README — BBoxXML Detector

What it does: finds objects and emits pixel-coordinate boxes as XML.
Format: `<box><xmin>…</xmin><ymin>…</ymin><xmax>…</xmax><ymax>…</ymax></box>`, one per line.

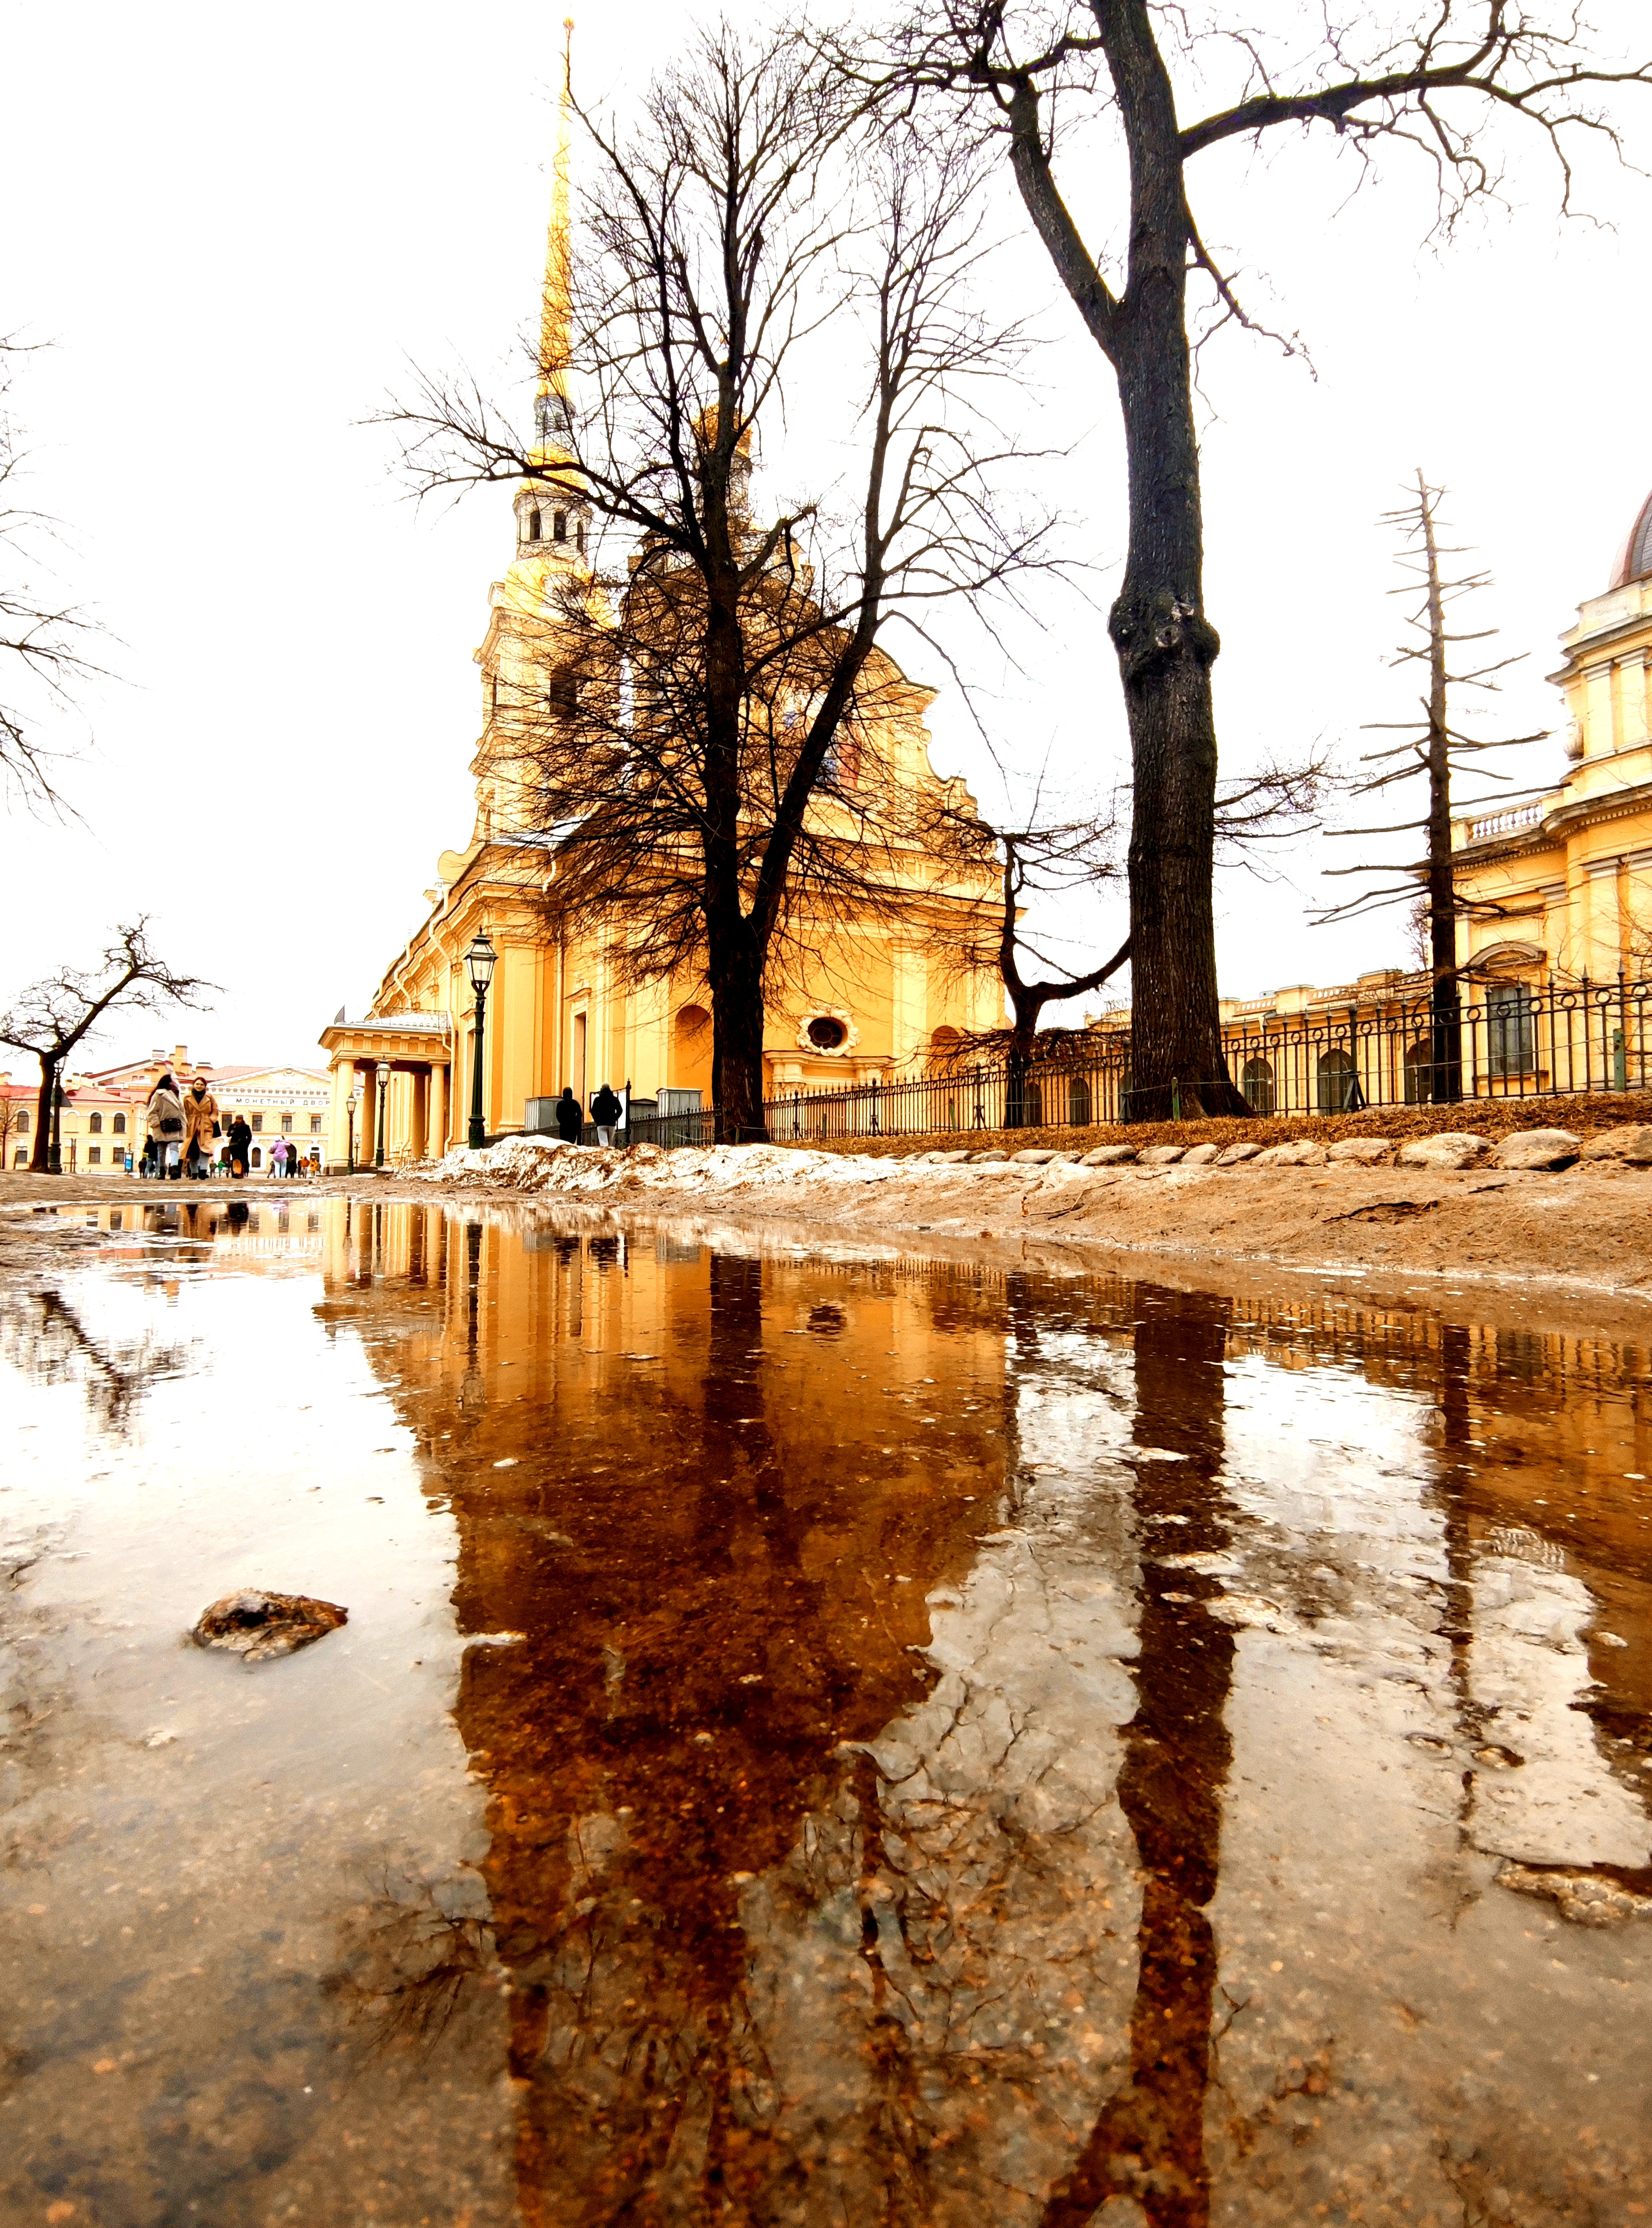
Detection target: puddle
<box><xmin>1</xmin><ymin>1197</ymin><xmax>1649</xmax><ymax>2223</ymax></box>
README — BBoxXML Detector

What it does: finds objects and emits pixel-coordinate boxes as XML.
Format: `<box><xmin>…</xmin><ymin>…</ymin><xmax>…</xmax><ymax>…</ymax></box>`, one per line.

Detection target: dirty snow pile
<box><xmin>421</xmin><ymin>1136</ymin><xmax>906</xmax><ymax>1198</ymax></box>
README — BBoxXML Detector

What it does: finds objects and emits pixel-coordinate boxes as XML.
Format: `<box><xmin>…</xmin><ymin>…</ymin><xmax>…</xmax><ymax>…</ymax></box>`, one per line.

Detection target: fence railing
<box><xmin>612</xmin><ymin>973</ymin><xmax>1652</xmax><ymax>1148</ymax></box>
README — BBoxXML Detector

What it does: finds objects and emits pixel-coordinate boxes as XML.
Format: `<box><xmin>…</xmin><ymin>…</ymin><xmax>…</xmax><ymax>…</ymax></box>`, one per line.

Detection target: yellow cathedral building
<box><xmin>1450</xmin><ymin>484</ymin><xmax>1652</xmax><ymax>983</ymax></box>
<box><xmin>320</xmin><ymin>84</ymin><xmax>1003</xmax><ymax>1169</ymax></box>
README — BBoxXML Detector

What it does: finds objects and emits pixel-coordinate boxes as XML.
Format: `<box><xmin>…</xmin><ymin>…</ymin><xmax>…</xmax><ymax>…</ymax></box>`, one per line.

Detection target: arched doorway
<box><xmin>1240</xmin><ymin>1057</ymin><xmax>1275</xmax><ymax>1115</ymax></box>
<box><xmin>1316</xmin><ymin>1048</ymin><xmax>1357</xmax><ymax>1113</ymax></box>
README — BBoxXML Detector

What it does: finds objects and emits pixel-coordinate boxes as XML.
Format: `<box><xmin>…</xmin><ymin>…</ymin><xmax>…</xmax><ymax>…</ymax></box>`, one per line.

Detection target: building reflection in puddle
<box><xmin>313</xmin><ymin>1205</ymin><xmax>1650</xmax><ymax>2225</ymax></box>
<box><xmin>7</xmin><ymin>1197</ymin><xmax>1649</xmax><ymax>2222</ymax></box>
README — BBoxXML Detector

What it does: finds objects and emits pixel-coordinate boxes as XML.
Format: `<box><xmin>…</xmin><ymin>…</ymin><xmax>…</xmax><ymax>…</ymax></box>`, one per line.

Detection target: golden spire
<box><xmin>536</xmin><ymin>18</ymin><xmax>575</xmax><ymax>429</ymax></box>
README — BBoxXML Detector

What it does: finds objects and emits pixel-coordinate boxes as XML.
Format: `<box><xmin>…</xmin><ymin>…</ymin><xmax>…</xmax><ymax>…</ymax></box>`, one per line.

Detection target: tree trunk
<box><xmin>1005</xmin><ymin>997</ymin><xmax>1039</xmax><ymax>1129</ymax></box>
<box><xmin>1420</xmin><ymin>488</ymin><xmax>1463</xmax><ymax>1104</ymax></box>
<box><xmin>707</xmin><ymin>926</ymin><xmax>769</xmax><ymax>1145</ymax></box>
<box><xmin>29</xmin><ymin>1055</ymin><xmax>55</xmax><ymax>1173</ymax></box>
<box><xmin>1113</xmin><ymin>318</ymin><xmax>1246</xmax><ymax>1122</ymax></box>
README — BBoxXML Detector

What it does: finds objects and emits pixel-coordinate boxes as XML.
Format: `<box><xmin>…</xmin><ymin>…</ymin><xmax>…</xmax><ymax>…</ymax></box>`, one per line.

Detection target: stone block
<box><xmin>970</xmin><ymin>1149</ymin><xmax>1009</xmax><ymax>1163</ymax></box>
<box><xmin>1137</xmin><ymin>1145</ymin><xmax>1185</xmax><ymax>1165</ymax></box>
<box><xmin>1082</xmin><ymin>1144</ymin><xmax>1137</xmax><ymax>1166</ymax></box>
<box><xmin>1180</xmin><ymin>1143</ymin><xmax>1221</xmax><ymax>1166</ymax></box>
<box><xmin>1252</xmin><ymin>1140</ymin><xmax>1328</xmax><ymax>1167</ymax></box>
<box><xmin>1493</xmin><ymin>1128</ymin><xmax>1580</xmax><ymax>1171</ymax></box>
<box><xmin>1395</xmin><ymin>1132</ymin><xmax>1492</xmax><ymax>1170</ymax></box>
<box><xmin>931</xmin><ymin>1148</ymin><xmax>973</xmax><ymax>1163</ymax></box>
<box><xmin>1327</xmin><ymin>1137</ymin><xmax>1392</xmax><ymax>1164</ymax></box>
<box><xmin>1011</xmin><ymin>1148</ymin><xmax>1060</xmax><ymax>1164</ymax></box>
<box><xmin>1580</xmin><ymin>1123</ymin><xmax>1652</xmax><ymax>1165</ymax></box>
<box><xmin>1214</xmin><ymin>1141</ymin><xmax>1262</xmax><ymax>1166</ymax></box>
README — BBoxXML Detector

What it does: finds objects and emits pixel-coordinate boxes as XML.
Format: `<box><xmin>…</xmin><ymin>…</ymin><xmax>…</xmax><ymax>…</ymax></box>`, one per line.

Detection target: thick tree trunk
<box><xmin>1113</xmin><ymin>322</ymin><xmax>1245</xmax><ymax>1122</ymax></box>
<box><xmin>29</xmin><ymin>1056</ymin><xmax>55</xmax><ymax>1173</ymax></box>
<box><xmin>707</xmin><ymin>925</ymin><xmax>769</xmax><ymax>1145</ymax></box>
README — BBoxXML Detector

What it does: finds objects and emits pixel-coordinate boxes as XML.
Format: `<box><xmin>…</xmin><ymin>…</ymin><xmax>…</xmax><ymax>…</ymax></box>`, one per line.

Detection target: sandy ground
<box><xmin>400</xmin><ymin>1123</ymin><xmax>1652</xmax><ymax>1309</ymax></box>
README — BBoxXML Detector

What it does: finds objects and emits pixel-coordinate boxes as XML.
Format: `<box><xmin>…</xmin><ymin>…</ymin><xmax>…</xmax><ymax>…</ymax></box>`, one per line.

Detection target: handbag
<box><xmin>160</xmin><ymin>1116</ymin><xmax>183</xmax><ymax>1136</ymax></box>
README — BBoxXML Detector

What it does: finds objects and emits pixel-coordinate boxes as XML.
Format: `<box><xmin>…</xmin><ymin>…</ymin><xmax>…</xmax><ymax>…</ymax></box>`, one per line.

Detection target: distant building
<box><xmin>4</xmin><ymin>1044</ymin><xmax>328</xmax><ymax>1171</ymax></box>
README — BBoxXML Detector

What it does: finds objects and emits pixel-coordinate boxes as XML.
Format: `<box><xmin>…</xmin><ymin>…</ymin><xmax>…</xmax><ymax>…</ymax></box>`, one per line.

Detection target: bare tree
<box><xmin>0</xmin><ymin>920</ymin><xmax>213</xmax><ymax>1172</ymax></box>
<box><xmin>866</xmin><ymin>2</ymin><xmax>1651</xmax><ymax>1119</ymax></box>
<box><xmin>383</xmin><ymin>26</ymin><xmax>1048</xmax><ymax>1142</ymax></box>
<box><xmin>1319</xmin><ymin>474</ymin><xmax>1544</xmax><ymax>1103</ymax></box>
<box><xmin>930</xmin><ymin>750</ymin><xmax>1323</xmax><ymax>1117</ymax></box>
<box><xmin>0</xmin><ymin>335</ymin><xmax>105</xmax><ymax>810</ymax></box>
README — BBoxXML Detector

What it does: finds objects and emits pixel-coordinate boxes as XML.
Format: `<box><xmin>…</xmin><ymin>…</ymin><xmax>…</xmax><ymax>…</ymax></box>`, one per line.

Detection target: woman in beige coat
<box><xmin>182</xmin><ymin>1076</ymin><xmax>219</xmax><ymax>1179</ymax></box>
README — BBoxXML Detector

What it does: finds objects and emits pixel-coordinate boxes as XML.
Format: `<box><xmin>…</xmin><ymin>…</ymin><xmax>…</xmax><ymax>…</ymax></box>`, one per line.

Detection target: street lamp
<box><xmin>47</xmin><ymin>1075</ymin><xmax>63</xmax><ymax>1175</ymax></box>
<box><xmin>347</xmin><ymin>1085</ymin><xmax>361</xmax><ymax>1174</ymax></box>
<box><xmin>465</xmin><ymin>931</ymin><xmax>497</xmax><ymax>1150</ymax></box>
<box><xmin>374</xmin><ymin>1059</ymin><xmax>391</xmax><ymax>1170</ymax></box>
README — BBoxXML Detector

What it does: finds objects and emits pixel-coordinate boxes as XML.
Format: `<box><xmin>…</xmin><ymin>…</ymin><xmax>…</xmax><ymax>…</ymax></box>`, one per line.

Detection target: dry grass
<box><xmin>782</xmin><ymin>1091</ymin><xmax>1652</xmax><ymax>1161</ymax></box>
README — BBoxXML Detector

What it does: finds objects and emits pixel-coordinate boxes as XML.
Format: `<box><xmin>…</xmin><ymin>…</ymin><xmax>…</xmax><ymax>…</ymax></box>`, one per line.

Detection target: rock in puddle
<box><xmin>191</xmin><ymin>1589</ymin><xmax>348</xmax><ymax>1662</ymax></box>
<box><xmin>1496</xmin><ymin>1861</ymin><xmax>1652</xmax><ymax>1926</ymax></box>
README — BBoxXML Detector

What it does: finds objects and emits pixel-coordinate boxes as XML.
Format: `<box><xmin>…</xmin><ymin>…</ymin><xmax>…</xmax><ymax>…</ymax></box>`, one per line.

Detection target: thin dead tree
<box><xmin>0</xmin><ymin>919</ymin><xmax>213</xmax><ymax>1171</ymax></box>
<box><xmin>0</xmin><ymin>335</ymin><xmax>106</xmax><ymax>810</ymax></box>
<box><xmin>865</xmin><ymin>1</ymin><xmax>1652</xmax><ymax>1119</ymax></box>
<box><xmin>1319</xmin><ymin>474</ymin><xmax>1544</xmax><ymax>1104</ymax></box>
<box><xmin>382</xmin><ymin>27</ymin><xmax>1049</xmax><ymax>1142</ymax></box>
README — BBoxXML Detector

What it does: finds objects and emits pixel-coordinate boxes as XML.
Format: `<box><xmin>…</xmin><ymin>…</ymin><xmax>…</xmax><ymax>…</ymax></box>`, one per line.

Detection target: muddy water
<box><xmin>1</xmin><ymin>1198</ymin><xmax>1649</xmax><ymax>2226</ymax></box>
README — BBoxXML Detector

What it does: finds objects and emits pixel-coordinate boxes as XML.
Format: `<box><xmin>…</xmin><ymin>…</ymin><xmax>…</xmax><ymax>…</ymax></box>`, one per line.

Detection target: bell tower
<box><xmin>512</xmin><ymin>18</ymin><xmax>590</xmax><ymax>564</ymax></box>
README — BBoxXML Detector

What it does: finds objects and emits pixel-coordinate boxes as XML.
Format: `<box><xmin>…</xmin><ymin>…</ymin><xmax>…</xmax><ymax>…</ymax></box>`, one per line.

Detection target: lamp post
<box><xmin>347</xmin><ymin>1086</ymin><xmax>361</xmax><ymax>1174</ymax></box>
<box><xmin>47</xmin><ymin>1074</ymin><xmax>63</xmax><ymax>1175</ymax></box>
<box><xmin>465</xmin><ymin>932</ymin><xmax>497</xmax><ymax>1150</ymax></box>
<box><xmin>374</xmin><ymin>1059</ymin><xmax>390</xmax><ymax>1170</ymax></box>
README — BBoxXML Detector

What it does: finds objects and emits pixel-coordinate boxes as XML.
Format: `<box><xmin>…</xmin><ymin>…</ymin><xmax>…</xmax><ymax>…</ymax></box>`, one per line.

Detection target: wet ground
<box><xmin>1</xmin><ymin>1194</ymin><xmax>1649</xmax><ymax>2227</ymax></box>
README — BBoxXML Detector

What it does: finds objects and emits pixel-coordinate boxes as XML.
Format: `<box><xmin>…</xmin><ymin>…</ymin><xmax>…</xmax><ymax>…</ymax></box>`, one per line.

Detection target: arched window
<box><xmin>16</xmin><ymin>1110</ymin><xmax>28</xmax><ymax>1134</ymax></box>
<box><xmin>526</xmin><ymin>508</ymin><xmax>541</xmax><ymax>543</ymax></box>
<box><xmin>1241</xmin><ymin>1057</ymin><xmax>1275</xmax><ymax>1114</ymax></box>
<box><xmin>576</xmin><ymin>519</ymin><xmax>587</xmax><ymax>555</ymax></box>
<box><xmin>1316</xmin><ymin>1048</ymin><xmax>1357</xmax><ymax>1113</ymax></box>
<box><xmin>88</xmin><ymin>1112</ymin><xmax>103</xmax><ymax>1133</ymax></box>
<box><xmin>112</xmin><ymin>1112</ymin><xmax>126</xmax><ymax>1134</ymax></box>
<box><xmin>1403</xmin><ymin>1039</ymin><xmax>1433</xmax><ymax>1103</ymax></box>
<box><xmin>553</xmin><ymin>510</ymin><xmax>568</xmax><ymax>543</ymax></box>
<box><xmin>1068</xmin><ymin>1073</ymin><xmax>1092</xmax><ymax>1126</ymax></box>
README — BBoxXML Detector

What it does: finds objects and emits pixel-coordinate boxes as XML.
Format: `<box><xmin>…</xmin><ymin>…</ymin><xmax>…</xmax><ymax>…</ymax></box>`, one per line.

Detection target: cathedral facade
<box><xmin>320</xmin><ymin>115</ymin><xmax>1004</xmax><ymax>1167</ymax></box>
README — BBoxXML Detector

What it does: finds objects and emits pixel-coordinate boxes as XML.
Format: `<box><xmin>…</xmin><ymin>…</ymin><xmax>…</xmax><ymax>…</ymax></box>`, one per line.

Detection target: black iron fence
<box><xmin>614</xmin><ymin>974</ymin><xmax>1652</xmax><ymax>1148</ymax></box>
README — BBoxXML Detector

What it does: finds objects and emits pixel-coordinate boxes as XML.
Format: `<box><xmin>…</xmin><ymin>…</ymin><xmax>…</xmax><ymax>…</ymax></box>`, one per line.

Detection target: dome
<box><xmin>1609</xmin><ymin>487</ymin><xmax>1652</xmax><ymax>589</ymax></box>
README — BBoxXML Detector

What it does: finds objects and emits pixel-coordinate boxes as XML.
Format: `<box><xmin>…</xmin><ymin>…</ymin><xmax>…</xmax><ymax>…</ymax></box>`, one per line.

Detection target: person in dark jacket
<box><xmin>590</xmin><ymin>1083</ymin><xmax>622</xmax><ymax>1146</ymax></box>
<box><xmin>226</xmin><ymin>1115</ymin><xmax>253</xmax><ymax>1178</ymax></box>
<box><xmin>554</xmin><ymin>1087</ymin><xmax>583</xmax><ymax>1143</ymax></box>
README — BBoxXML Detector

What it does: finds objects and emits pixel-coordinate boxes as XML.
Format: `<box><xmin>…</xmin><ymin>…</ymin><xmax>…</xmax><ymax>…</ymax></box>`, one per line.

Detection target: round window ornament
<box><xmin>797</xmin><ymin>1008</ymin><xmax>858</xmax><ymax>1055</ymax></box>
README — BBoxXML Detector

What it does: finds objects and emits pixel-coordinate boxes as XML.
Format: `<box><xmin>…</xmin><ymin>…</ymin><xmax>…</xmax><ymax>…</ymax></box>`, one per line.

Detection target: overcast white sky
<box><xmin>3</xmin><ymin>0</ymin><xmax>1649</xmax><ymax>1074</ymax></box>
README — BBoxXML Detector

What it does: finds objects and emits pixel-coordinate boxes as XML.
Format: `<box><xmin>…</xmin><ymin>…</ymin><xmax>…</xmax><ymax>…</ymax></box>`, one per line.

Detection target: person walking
<box><xmin>182</xmin><ymin>1075</ymin><xmax>219</xmax><ymax>1179</ymax></box>
<box><xmin>145</xmin><ymin>1072</ymin><xmax>186</xmax><ymax>1181</ymax></box>
<box><xmin>555</xmin><ymin>1086</ymin><xmax>583</xmax><ymax>1143</ymax></box>
<box><xmin>590</xmin><ymin>1082</ymin><xmax>622</xmax><ymax>1147</ymax></box>
<box><xmin>226</xmin><ymin>1114</ymin><xmax>253</xmax><ymax>1179</ymax></box>
<box><xmin>271</xmin><ymin>1136</ymin><xmax>289</xmax><ymax>1179</ymax></box>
